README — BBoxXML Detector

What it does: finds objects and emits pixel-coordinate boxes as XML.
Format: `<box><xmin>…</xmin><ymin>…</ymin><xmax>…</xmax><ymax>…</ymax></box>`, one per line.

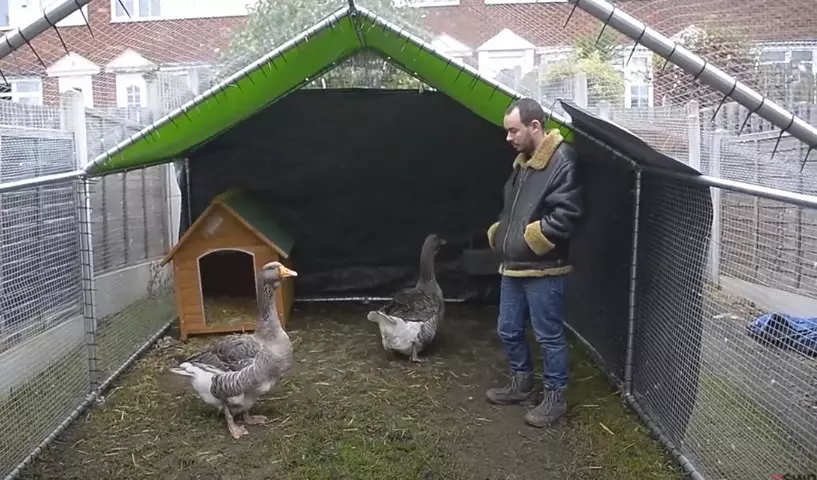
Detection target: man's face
<box><xmin>503</xmin><ymin>107</ymin><xmax>539</xmax><ymax>154</ymax></box>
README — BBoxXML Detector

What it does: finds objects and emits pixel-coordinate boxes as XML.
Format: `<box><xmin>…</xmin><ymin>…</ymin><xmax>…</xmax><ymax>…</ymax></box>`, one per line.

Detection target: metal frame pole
<box><xmin>640</xmin><ymin>165</ymin><xmax>817</xmax><ymax>209</ymax></box>
<box><xmin>0</xmin><ymin>0</ymin><xmax>91</xmax><ymax>62</ymax></box>
<box><xmin>624</xmin><ymin>168</ymin><xmax>642</xmax><ymax>396</ymax></box>
<box><xmin>566</xmin><ymin>0</ymin><xmax>817</xmax><ymax>152</ymax></box>
<box><xmin>77</xmin><ymin>177</ymin><xmax>99</xmax><ymax>392</ymax></box>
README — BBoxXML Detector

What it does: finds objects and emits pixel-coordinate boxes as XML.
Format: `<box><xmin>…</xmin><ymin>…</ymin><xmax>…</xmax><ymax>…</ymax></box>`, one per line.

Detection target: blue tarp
<box><xmin>747</xmin><ymin>312</ymin><xmax>817</xmax><ymax>356</ymax></box>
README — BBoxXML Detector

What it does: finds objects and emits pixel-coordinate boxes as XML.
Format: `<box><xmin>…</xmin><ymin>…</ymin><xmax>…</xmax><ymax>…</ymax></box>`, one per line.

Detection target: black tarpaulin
<box><xmin>182</xmin><ymin>90</ymin><xmax>711</xmax><ymax>443</ymax></box>
<box><xmin>185</xmin><ymin>89</ymin><xmax>515</xmax><ymax>300</ymax></box>
<box><xmin>562</xmin><ymin>100</ymin><xmax>712</xmax><ymax>444</ymax></box>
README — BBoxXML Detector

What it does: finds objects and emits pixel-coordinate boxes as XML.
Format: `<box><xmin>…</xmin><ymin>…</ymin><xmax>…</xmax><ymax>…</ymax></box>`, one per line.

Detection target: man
<box><xmin>485</xmin><ymin>97</ymin><xmax>584</xmax><ymax>428</ymax></box>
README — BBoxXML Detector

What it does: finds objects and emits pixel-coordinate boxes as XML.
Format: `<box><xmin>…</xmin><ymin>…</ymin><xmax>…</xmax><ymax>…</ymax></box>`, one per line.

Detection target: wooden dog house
<box><xmin>161</xmin><ymin>190</ymin><xmax>295</xmax><ymax>340</ymax></box>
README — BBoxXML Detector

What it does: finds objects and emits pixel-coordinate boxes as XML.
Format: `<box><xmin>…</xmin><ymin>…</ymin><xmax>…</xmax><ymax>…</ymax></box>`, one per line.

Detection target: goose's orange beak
<box><xmin>278</xmin><ymin>265</ymin><xmax>298</xmax><ymax>277</ymax></box>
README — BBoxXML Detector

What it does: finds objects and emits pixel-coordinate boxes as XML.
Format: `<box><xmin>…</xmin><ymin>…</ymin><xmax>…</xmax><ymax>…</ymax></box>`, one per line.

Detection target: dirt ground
<box><xmin>19</xmin><ymin>303</ymin><xmax>681</xmax><ymax>480</ymax></box>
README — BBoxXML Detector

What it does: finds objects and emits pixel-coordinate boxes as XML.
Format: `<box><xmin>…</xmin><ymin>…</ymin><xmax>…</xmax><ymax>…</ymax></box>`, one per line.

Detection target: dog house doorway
<box><xmin>198</xmin><ymin>249</ymin><xmax>258</xmax><ymax>328</ymax></box>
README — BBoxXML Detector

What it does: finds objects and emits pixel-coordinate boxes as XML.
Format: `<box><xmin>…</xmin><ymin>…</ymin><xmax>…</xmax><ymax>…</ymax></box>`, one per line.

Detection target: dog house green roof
<box><xmin>83</xmin><ymin>4</ymin><xmax>576</xmax><ymax>176</ymax></box>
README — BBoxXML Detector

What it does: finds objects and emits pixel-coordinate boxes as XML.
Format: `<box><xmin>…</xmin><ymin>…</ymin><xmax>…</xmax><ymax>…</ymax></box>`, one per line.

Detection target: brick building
<box><xmin>0</xmin><ymin>0</ymin><xmax>813</xmax><ymax>112</ymax></box>
<box><xmin>0</xmin><ymin>0</ymin><xmax>246</xmax><ymax>111</ymax></box>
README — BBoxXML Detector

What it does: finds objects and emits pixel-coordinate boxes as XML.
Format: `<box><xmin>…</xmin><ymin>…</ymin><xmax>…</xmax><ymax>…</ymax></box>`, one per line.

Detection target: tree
<box><xmin>573</xmin><ymin>26</ymin><xmax>620</xmax><ymax>64</ymax></box>
<box><xmin>651</xmin><ymin>21</ymin><xmax>758</xmax><ymax>108</ymax></box>
<box><xmin>538</xmin><ymin>28</ymin><xmax>625</xmax><ymax>106</ymax></box>
<box><xmin>215</xmin><ymin>0</ymin><xmax>426</xmax><ymax>89</ymax></box>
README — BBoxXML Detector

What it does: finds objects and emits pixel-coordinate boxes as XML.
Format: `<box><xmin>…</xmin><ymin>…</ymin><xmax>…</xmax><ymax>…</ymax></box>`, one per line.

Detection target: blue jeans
<box><xmin>497</xmin><ymin>274</ymin><xmax>569</xmax><ymax>391</ymax></box>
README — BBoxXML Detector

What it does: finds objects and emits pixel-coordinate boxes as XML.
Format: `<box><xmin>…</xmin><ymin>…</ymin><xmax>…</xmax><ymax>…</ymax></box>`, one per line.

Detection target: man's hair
<box><xmin>505</xmin><ymin>97</ymin><xmax>545</xmax><ymax>127</ymax></box>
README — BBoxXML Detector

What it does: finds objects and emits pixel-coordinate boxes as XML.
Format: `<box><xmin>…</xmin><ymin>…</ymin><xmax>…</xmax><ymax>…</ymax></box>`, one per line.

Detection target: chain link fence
<box><xmin>632</xmin><ymin>172</ymin><xmax>817</xmax><ymax>479</ymax></box>
<box><xmin>0</xmin><ymin>92</ymin><xmax>176</xmax><ymax>478</ymax></box>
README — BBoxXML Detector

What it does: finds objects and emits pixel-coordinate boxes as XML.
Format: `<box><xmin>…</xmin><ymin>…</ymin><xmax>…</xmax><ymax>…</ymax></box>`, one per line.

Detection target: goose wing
<box><xmin>380</xmin><ymin>287</ymin><xmax>439</xmax><ymax>323</ymax></box>
<box><xmin>209</xmin><ymin>368</ymin><xmax>251</xmax><ymax>400</ymax></box>
<box><xmin>185</xmin><ymin>334</ymin><xmax>261</xmax><ymax>371</ymax></box>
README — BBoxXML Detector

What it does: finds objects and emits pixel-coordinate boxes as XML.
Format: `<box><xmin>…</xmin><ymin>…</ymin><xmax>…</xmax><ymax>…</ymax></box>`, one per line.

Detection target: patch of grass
<box><xmin>684</xmin><ymin>374</ymin><xmax>812</xmax><ymax>479</ymax></box>
<box><xmin>0</xmin><ymin>293</ymin><xmax>175</xmax><ymax>477</ymax></box>
<box><xmin>562</xmin><ymin>348</ymin><xmax>682</xmax><ymax>479</ymax></box>
<box><xmin>19</xmin><ymin>303</ymin><xmax>682</xmax><ymax>480</ymax></box>
<box><xmin>693</xmin><ymin>281</ymin><xmax>817</xmax><ymax>478</ymax></box>
<box><xmin>94</xmin><ymin>292</ymin><xmax>177</xmax><ymax>378</ymax></box>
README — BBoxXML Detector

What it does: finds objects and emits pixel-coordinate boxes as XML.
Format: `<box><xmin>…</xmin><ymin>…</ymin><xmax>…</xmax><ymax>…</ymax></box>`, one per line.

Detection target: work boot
<box><xmin>524</xmin><ymin>388</ymin><xmax>567</xmax><ymax>428</ymax></box>
<box><xmin>485</xmin><ymin>371</ymin><xmax>535</xmax><ymax>405</ymax></box>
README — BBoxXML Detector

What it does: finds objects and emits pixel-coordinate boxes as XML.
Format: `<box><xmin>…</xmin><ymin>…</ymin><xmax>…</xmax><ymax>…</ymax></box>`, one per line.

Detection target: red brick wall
<box><xmin>0</xmin><ymin>0</ymin><xmax>246</xmax><ymax>107</ymax></box>
<box><xmin>0</xmin><ymin>0</ymin><xmax>813</xmax><ymax>108</ymax></box>
<box><xmin>422</xmin><ymin>0</ymin><xmax>816</xmax><ymax>50</ymax></box>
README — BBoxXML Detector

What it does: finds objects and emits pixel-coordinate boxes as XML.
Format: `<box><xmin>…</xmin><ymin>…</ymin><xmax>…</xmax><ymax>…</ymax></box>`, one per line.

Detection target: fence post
<box><xmin>598</xmin><ymin>101</ymin><xmax>611</xmax><ymax>121</ymax></box>
<box><xmin>574</xmin><ymin>71</ymin><xmax>588</xmax><ymax>108</ymax></box>
<box><xmin>709</xmin><ymin>129</ymin><xmax>723</xmax><ymax>285</ymax></box>
<box><xmin>61</xmin><ymin>90</ymin><xmax>100</xmax><ymax>393</ymax></box>
<box><xmin>624</xmin><ymin>168</ymin><xmax>642</xmax><ymax>397</ymax></box>
<box><xmin>686</xmin><ymin>100</ymin><xmax>701</xmax><ymax>170</ymax></box>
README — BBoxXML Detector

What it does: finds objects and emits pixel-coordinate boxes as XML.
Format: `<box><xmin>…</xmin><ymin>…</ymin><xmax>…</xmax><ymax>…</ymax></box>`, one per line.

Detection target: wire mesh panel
<box><xmin>0</xmin><ymin>179</ymin><xmax>88</xmax><ymax>479</ymax></box>
<box><xmin>85</xmin><ymin>109</ymin><xmax>146</xmax><ymax>161</ymax></box>
<box><xmin>90</xmin><ymin>163</ymin><xmax>175</xmax><ymax>387</ymax></box>
<box><xmin>632</xmin><ymin>171</ymin><xmax>817</xmax><ymax>480</ymax></box>
<box><xmin>0</xmin><ymin>131</ymin><xmax>77</xmax><ymax>181</ymax></box>
<box><xmin>548</xmin><ymin>0</ymin><xmax>817</xmax><ymax>193</ymax></box>
<box><xmin>0</xmin><ymin>126</ymin><xmax>78</xmax><ymax>353</ymax></box>
<box><xmin>564</xmin><ymin>150</ymin><xmax>636</xmax><ymax>381</ymax></box>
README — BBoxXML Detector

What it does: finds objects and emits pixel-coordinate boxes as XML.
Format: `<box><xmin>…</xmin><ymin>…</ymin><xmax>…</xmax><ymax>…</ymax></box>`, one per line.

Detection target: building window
<box><xmin>42</xmin><ymin>0</ymin><xmax>89</xmax><ymax>27</ymax></box>
<box><xmin>114</xmin><ymin>0</ymin><xmax>161</xmax><ymax>20</ymax></box>
<box><xmin>113</xmin><ymin>0</ymin><xmax>250</xmax><ymax>20</ymax></box>
<box><xmin>629</xmin><ymin>84</ymin><xmax>649</xmax><ymax>108</ymax></box>
<box><xmin>790</xmin><ymin>50</ymin><xmax>815</xmax><ymax>63</ymax></box>
<box><xmin>0</xmin><ymin>78</ymin><xmax>43</xmax><ymax>105</ymax></box>
<box><xmin>116</xmin><ymin>73</ymin><xmax>147</xmax><ymax>122</ymax></box>
<box><xmin>484</xmin><ymin>0</ymin><xmax>566</xmax><ymax>4</ymax></box>
<box><xmin>125</xmin><ymin>85</ymin><xmax>142</xmax><ymax>122</ymax></box>
<box><xmin>397</xmin><ymin>0</ymin><xmax>459</xmax><ymax>6</ymax></box>
<box><xmin>126</xmin><ymin>85</ymin><xmax>141</xmax><ymax>106</ymax></box>
<box><xmin>759</xmin><ymin>45</ymin><xmax>816</xmax><ymax>66</ymax></box>
<box><xmin>759</xmin><ymin>50</ymin><xmax>787</xmax><ymax>64</ymax></box>
<box><xmin>757</xmin><ymin>44</ymin><xmax>817</xmax><ymax>104</ymax></box>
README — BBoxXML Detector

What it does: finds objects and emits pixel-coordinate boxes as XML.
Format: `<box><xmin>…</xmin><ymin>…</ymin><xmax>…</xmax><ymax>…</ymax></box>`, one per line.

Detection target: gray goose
<box><xmin>367</xmin><ymin>234</ymin><xmax>446</xmax><ymax>362</ymax></box>
<box><xmin>170</xmin><ymin>261</ymin><xmax>296</xmax><ymax>439</ymax></box>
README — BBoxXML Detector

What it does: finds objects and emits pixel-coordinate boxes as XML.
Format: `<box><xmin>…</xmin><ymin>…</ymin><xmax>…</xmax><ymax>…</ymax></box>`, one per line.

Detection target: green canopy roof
<box><xmin>84</xmin><ymin>4</ymin><xmax>574</xmax><ymax>176</ymax></box>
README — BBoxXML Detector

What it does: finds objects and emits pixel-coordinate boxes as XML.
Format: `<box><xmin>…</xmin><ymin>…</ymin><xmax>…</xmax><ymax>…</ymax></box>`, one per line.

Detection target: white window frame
<box><xmin>624</xmin><ymin>81</ymin><xmax>653</xmax><ymax>109</ymax></box>
<box><xmin>125</xmin><ymin>85</ymin><xmax>142</xmax><ymax>106</ymax></box>
<box><xmin>125</xmin><ymin>85</ymin><xmax>143</xmax><ymax>122</ymax></box>
<box><xmin>396</xmin><ymin>0</ymin><xmax>459</xmax><ymax>7</ymax></box>
<box><xmin>57</xmin><ymin>75</ymin><xmax>94</xmax><ymax>108</ymax></box>
<box><xmin>111</xmin><ymin>0</ymin><xmax>251</xmax><ymax>21</ymax></box>
<box><xmin>758</xmin><ymin>44</ymin><xmax>817</xmax><ymax>65</ymax></box>
<box><xmin>41</xmin><ymin>0</ymin><xmax>89</xmax><ymax>27</ymax></box>
<box><xmin>758</xmin><ymin>43</ymin><xmax>817</xmax><ymax>75</ymax></box>
<box><xmin>0</xmin><ymin>0</ymin><xmax>90</xmax><ymax>29</ymax></box>
<box><xmin>610</xmin><ymin>44</ymin><xmax>653</xmax><ymax>109</ymax></box>
<box><xmin>0</xmin><ymin>0</ymin><xmax>9</xmax><ymax>29</ymax></box>
<box><xmin>0</xmin><ymin>78</ymin><xmax>43</xmax><ymax>105</ymax></box>
<box><xmin>115</xmin><ymin>73</ymin><xmax>147</xmax><ymax>122</ymax></box>
<box><xmin>484</xmin><ymin>0</ymin><xmax>566</xmax><ymax>4</ymax></box>
<box><xmin>111</xmin><ymin>0</ymin><xmax>161</xmax><ymax>22</ymax></box>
